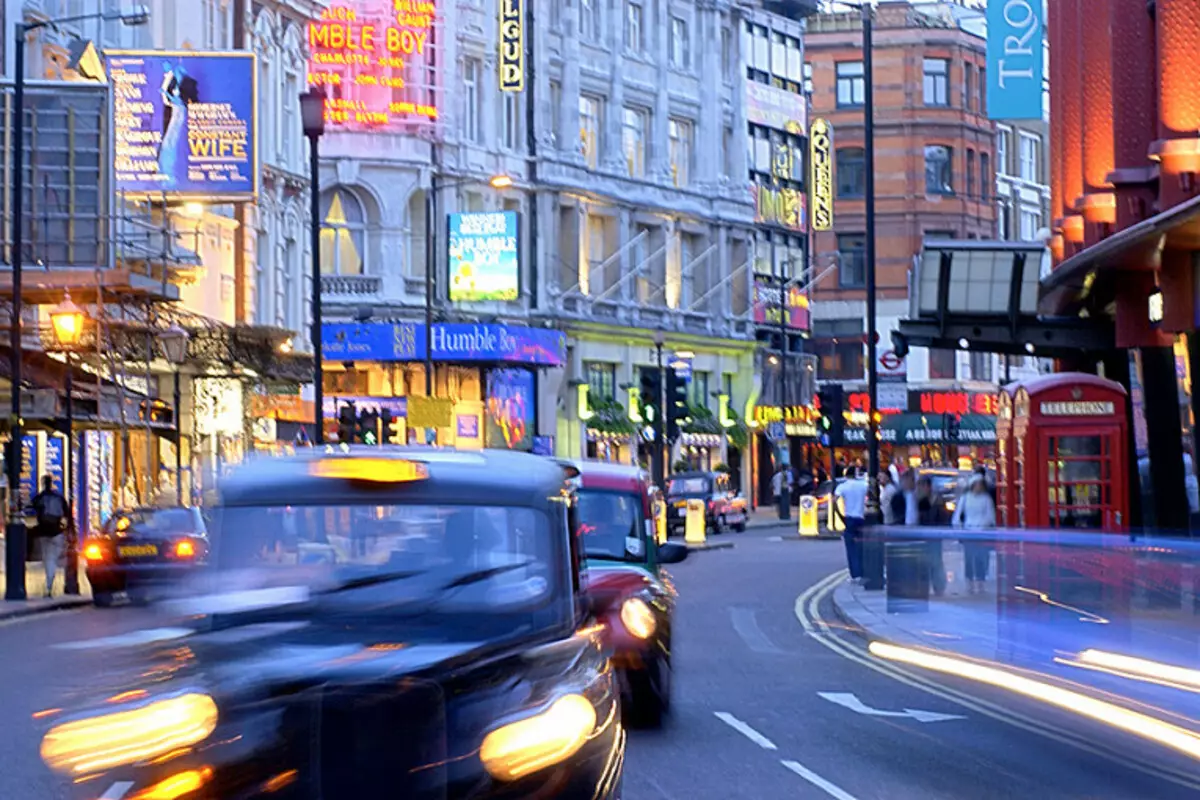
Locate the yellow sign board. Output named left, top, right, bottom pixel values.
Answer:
left=685, top=499, right=707, bottom=545
left=810, top=118, right=834, bottom=232
left=407, top=396, right=454, bottom=428
left=498, top=0, right=525, bottom=92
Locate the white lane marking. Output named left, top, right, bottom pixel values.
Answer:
left=99, top=781, right=135, bottom=799
left=818, top=691, right=966, bottom=723
left=55, top=626, right=193, bottom=650
left=714, top=711, right=778, bottom=750
left=781, top=760, right=860, bottom=800
left=729, top=607, right=785, bottom=655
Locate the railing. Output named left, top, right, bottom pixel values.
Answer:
left=321, top=274, right=383, bottom=297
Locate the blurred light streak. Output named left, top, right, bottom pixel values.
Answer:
left=263, top=769, right=299, bottom=792
left=869, top=641, right=1200, bottom=760
left=107, top=690, right=150, bottom=704
left=1062, top=650, right=1200, bottom=693
left=32, top=708, right=62, bottom=719
left=1013, top=585, right=1110, bottom=624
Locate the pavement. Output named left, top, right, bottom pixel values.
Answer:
left=0, top=562, right=91, bottom=619
left=3, top=525, right=1197, bottom=799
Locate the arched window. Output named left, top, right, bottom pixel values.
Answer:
left=320, top=189, right=365, bottom=275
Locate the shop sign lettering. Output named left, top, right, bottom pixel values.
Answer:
left=498, top=0, right=525, bottom=92
left=810, top=118, right=834, bottom=232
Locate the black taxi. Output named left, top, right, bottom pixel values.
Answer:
left=40, top=448, right=625, bottom=800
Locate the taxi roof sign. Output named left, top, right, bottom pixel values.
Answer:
left=308, top=458, right=429, bottom=483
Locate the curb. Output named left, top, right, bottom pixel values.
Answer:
left=686, top=541, right=736, bottom=552
left=0, top=596, right=90, bottom=621
left=774, top=534, right=843, bottom=541
left=827, top=582, right=875, bottom=642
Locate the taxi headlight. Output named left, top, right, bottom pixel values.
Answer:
left=620, top=596, right=657, bottom=640
left=480, top=694, right=597, bottom=781
left=40, top=693, right=218, bottom=775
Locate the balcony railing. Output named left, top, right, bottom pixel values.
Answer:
left=321, top=274, right=382, bottom=297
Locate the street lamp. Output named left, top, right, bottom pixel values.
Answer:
left=158, top=325, right=189, bottom=505
left=48, top=292, right=84, bottom=596
left=300, top=87, right=325, bottom=445
left=5, top=4, right=150, bottom=601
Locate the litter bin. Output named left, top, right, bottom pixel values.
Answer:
left=886, top=540, right=930, bottom=613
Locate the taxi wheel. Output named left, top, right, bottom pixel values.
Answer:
left=92, top=591, right=115, bottom=608
left=733, top=520, right=747, bottom=533
left=628, top=659, right=671, bottom=728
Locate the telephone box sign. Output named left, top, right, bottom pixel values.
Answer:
left=308, top=2, right=440, bottom=129
left=498, top=0, right=525, bottom=92
left=810, top=118, right=834, bottom=232
left=1040, top=401, right=1115, bottom=417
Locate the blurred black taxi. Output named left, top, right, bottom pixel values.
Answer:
left=41, top=449, right=624, bottom=799
left=665, top=471, right=747, bottom=537
left=83, top=506, right=209, bottom=607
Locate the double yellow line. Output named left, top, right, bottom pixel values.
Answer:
left=794, top=571, right=1200, bottom=792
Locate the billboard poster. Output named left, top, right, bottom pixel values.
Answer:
left=108, top=51, right=257, bottom=199
left=448, top=211, right=521, bottom=303
left=745, top=81, right=807, bottom=132
left=322, top=322, right=565, bottom=366
left=752, top=280, right=810, bottom=331
left=986, top=0, right=1044, bottom=120
left=308, top=2, right=441, bottom=130
left=19, top=435, right=37, bottom=509
left=44, top=436, right=64, bottom=495
left=485, top=368, right=534, bottom=451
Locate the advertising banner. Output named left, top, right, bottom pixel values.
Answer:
left=322, top=322, right=564, bottom=366
left=19, top=435, right=37, bottom=509
left=809, top=119, right=834, bottom=232
left=308, top=2, right=441, bottom=130
left=109, top=51, right=257, bottom=199
left=498, top=0, right=525, bottom=92
left=44, top=436, right=65, bottom=495
left=745, top=81, right=807, bottom=132
left=486, top=369, right=534, bottom=451
left=986, top=0, right=1044, bottom=120
left=448, top=211, right=521, bottom=303
left=752, top=280, right=810, bottom=331
left=751, top=184, right=806, bottom=233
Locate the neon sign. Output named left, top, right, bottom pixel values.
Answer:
left=498, top=0, right=525, bottom=92
left=307, top=1, right=440, bottom=129
left=752, top=184, right=806, bottom=232
left=810, top=119, right=834, bottom=232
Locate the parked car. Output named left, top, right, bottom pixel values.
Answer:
left=665, top=471, right=748, bottom=536
left=562, top=460, right=687, bottom=726
left=42, top=449, right=625, bottom=799
left=82, top=506, right=209, bottom=607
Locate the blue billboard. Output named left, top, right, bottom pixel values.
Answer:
left=108, top=51, right=258, bottom=198
left=448, top=211, right=521, bottom=303
left=322, top=322, right=566, bottom=367
left=986, top=0, right=1044, bottom=120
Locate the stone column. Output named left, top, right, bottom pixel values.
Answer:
left=1108, top=0, right=1159, bottom=233
left=1152, top=0, right=1200, bottom=209
left=1049, top=0, right=1064, bottom=231
left=1058, top=0, right=1085, bottom=253
left=695, top=5, right=722, bottom=190
left=560, top=2, right=582, bottom=162
left=649, top=0, right=673, bottom=182
left=602, top=1, right=628, bottom=173
left=1080, top=0, right=1115, bottom=245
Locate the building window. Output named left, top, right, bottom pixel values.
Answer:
left=965, top=64, right=975, bottom=111
left=929, top=349, right=956, bottom=380
left=464, top=58, right=481, bottom=143
left=836, top=147, right=865, bottom=198
left=813, top=319, right=865, bottom=382
left=625, top=1, right=644, bottom=53
left=721, top=28, right=732, bottom=75
left=670, top=17, right=689, bottom=69
left=622, top=107, right=648, bottom=178
left=836, top=62, right=865, bottom=108
left=924, top=145, right=953, bottom=195
left=925, top=229, right=956, bottom=240
left=580, top=95, right=602, bottom=169
left=923, top=57, right=949, bottom=106
left=502, top=93, right=520, bottom=150
left=1019, top=132, right=1040, bottom=181
left=979, top=66, right=987, bottom=111
left=836, top=233, right=866, bottom=288
left=969, top=351, right=993, bottom=382
left=319, top=190, right=366, bottom=276
left=980, top=152, right=990, bottom=201
left=689, top=372, right=709, bottom=407
left=966, top=149, right=976, bottom=199
left=586, top=362, right=617, bottom=402
left=997, top=201, right=1011, bottom=239
left=996, top=128, right=1010, bottom=176
left=669, top=118, right=693, bottom=187
left=580, top=0, right=601, bottom=41
left=1019, top=207, right=1041, bottom=241
left=548, top=80, right=561, bottom=142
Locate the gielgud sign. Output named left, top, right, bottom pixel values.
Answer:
left=809, top=118, right=833, bottom=232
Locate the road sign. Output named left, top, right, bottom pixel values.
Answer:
left=767, top=421, right=786, bottom=442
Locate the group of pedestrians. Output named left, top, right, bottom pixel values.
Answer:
left=834, top=465, right=996, bottom=594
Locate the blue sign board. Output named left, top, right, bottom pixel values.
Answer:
left=322, top=322, right=566, bottom=367
left=986, top=0, right=1044, bottom=120
left=323, top=396, right=408, bottom=418
left=19, top=435, right=38, bottom=509
left=448, top=211, right=521, bottom=303
left=44, top=437, right=64, bottom=495
left=108, top=51, right=258, bottom=198
left=457, top=414, right=480, bottom=439
left=532, top=436, right=554, bottom=456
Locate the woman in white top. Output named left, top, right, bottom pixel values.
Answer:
left=952, top=476, right=996, bottom=594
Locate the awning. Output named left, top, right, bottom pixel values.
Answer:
left=843, top=413, right=996, bottom=446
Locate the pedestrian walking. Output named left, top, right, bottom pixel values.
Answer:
left=916, top=476, right=947, bottom=596
left=880, top=471, right=901, bottom=526
left=952, top=475, right=996, bottom=594
left=835, top=470, right=869, bottom=582
left=31, top=475, right=70, bottom=598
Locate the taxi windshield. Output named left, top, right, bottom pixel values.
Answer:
left=212, top=503, right=556, bottom=613
left=108, top=508, right=199, bottom=537
left=667, top=477, right=708, bottom=497
left=575, top=490, right=645, bottom=563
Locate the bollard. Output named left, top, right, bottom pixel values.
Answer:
left=656, top=502, right=667, bottom=545
left=684, top=498, right=707, bottom=545
left=798, top=495, right=819, bottom=537
left=826, top=495, right=846, bottom=533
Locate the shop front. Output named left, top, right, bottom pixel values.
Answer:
left=749, top=402, right=820, bottom=507
left=321, top=322, right=565, bottom=452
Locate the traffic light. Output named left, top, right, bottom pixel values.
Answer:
left=665, top=368, right=689, bottom=442
left=380, top=408, right=403, bottom=444
left=357, top=409, right=379, bottom=445
left=639, top=368, right=661, bottom=425
left=945, top=413, right=962, bottom=441
left=336, top=402, right=356, bottom=444
left=817, top=385, right=845, bottom=446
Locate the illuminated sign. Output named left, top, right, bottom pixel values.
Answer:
left=447, top=211, right=521, bottom=303
left=307, top=2, right=440, bottom=129
left=752, top=405, right=817, bottom=427
left=986, top=0, right=1044, bottom=120
left=752, top=280, right=809, bottom=330
left=108, top=51, right=257, bottom=199
left=810, top=118, right=834, bottom=232
left=913, top=391, right=999, bottom=416
left=752, top=184, right=806, bottom=232
left=1040, top=401, right=1115, bottom=417
left=1148, top=288, right=1164, bottom=324
left=498, top=0, right=525, bottom=92
left=745, top=81, right=807, bottom=131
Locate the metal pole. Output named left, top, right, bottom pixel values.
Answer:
left=655, top=341, right=665, bottom=489
left=5, top=29, right=28, bottom=600
left=862, top=4, right=883, bottom=587
left=777, top=269, right=790, bottom=521
left=63, top=361, right=78, bottom=595
left=424, top=174, right=436, bottom=398
left=308, top=133, right=323, bottom=445
left=173, top=369, right=182, bottom=504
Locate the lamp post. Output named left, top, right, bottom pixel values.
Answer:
left=777, top=273, right=791, bottom=522
left=299, top=88, right=325, bottom=445
left=653, top=329, right=666, bottom=490
left=5, top=5, right=150, bottom=601
left=48, top=293, right=84, bottom=596
left=158, top=325, right=189, bottom=505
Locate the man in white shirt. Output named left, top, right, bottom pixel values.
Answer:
left=880, top=472, right=899, bottom=526
left=835, top=471, right=869, bottom=581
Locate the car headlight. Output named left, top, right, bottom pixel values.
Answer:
left=480, top=694, right=597, bottom=782
left=620, top=596, right=657, bottom=640
left=41, top=692, right=218, bottom=775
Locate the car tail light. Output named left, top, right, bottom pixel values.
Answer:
left=174, top=540, right=196, bottom=559
left=82, top=542, right=104, bottom=562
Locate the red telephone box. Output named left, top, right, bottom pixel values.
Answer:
left=993, top=381, right=1023, bottom=528
left=1011, top=373, right=1129, bottom=531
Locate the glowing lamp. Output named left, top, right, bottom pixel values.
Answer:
left=49, top=293, right=85, bottom=348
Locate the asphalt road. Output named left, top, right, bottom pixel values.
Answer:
left=2, top=527, right=1199, bottom=799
